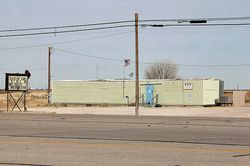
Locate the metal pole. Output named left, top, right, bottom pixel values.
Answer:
left=24, top=92, right=27, bottom=111
left=7, top=92, right=9, bottom=112
left=48, top=46, right=52, bottom=105
left=135, top=13, right=139, bottom=116
left=123, top=70, right=125, bottom=98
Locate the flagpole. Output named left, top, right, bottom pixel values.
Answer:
left=123, top=69, right=125, bottom=98
left=123, top=59, right=131, bottom=100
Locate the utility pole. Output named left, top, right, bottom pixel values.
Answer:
left=135, top=13, right=139, bottom=116
left=48, top=46, right=52, bottom=105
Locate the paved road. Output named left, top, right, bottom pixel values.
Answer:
left=0, top=113, right=250, bottom=165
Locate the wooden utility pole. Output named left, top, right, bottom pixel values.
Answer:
left=48, top=46, right=52, bottom=104
left=135, top=13, right=139, bottom=116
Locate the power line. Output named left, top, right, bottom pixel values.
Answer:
left=54, top=48, right=123, bottom=62
left=1, top=22, right=250, bottom=38
left=0, top=25, right=134, bottom=38
left=0, top=20, right=134, bottom=33
left=0, top=27, right=133, bottom=41
left=0, top=30, right=133, bottom=51
left=141, top=22, right=250, bottom=28
left=1, top=16, right=250, bottom=38
left=54, top=48, right=250, bottom=68
left=1, top=16, right=250, bottom=33
left=140, top=16, right=250, bottom=23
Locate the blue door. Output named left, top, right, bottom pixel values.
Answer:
left=146, top=84, right=154, bottom=105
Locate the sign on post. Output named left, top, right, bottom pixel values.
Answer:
left=5, top=71, right=31, bottom=112
left=5, top=74, right=28, bottom=91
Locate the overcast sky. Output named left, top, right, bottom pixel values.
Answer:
left=0, top=0, right=250, bottom=89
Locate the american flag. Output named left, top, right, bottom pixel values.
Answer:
left=123, top=59, right=131, bottom=67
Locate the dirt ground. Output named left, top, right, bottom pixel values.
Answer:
left=0, top=89, right=48, bottom=110
left=25, top=106, right=250, bottom=118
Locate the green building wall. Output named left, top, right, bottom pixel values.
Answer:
left=52, top=81, right=132, bottom=104
left=52, top=79, right=223, bottom=106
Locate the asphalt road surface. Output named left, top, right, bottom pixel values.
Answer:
left=0, top=113, right=250, bottom=166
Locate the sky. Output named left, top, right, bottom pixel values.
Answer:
left=0, top=0, right=250, bottom=89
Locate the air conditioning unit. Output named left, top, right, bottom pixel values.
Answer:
left=220, top=96, right=230, bottom=103
left=215, top=96, right=232, bottom=105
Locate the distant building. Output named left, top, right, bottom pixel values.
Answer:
left=52, top=79, right=224, bottom=106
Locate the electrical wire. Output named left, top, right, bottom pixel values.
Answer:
left=0, top=20, right=135, bottom=33
left=1, top=16, right=250, bottom=33
left=54, top=48, right=250, bottom=68
left=0, top=30, right=134, bottom=51
left=140, top=16, right=250, bottom=23
left=141, top=23, right=250, bottom=28
left=1, top=22, right=250, bottom=38
left=0, top=17, right=249, bottom=68
left=1, top=16, right=250, bottom=38
left=0, top=25, right=134, bottom=38
left=54, top=48, right=123, bottom=62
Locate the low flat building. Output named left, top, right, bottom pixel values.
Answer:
left=52, top=79, right=224, bottom=106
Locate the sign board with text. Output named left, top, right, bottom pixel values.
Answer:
left=5, top=73, right=29, bottom=91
